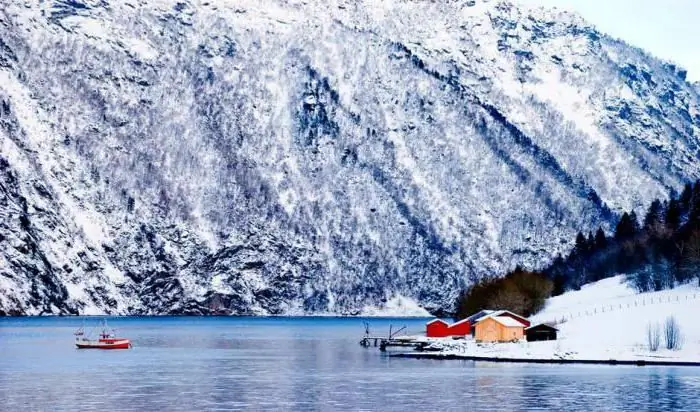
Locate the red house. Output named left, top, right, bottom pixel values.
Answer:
left=446, top=318, right=471, bottom=336
left=425, top=319, right=450, bottom=337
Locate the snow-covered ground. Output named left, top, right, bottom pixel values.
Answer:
left=424, top=276, right=700, bottom=362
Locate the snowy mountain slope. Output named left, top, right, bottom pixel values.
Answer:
left=1, top=0, right=700, bottom=315
left=532, top=276, right=700, bottom=324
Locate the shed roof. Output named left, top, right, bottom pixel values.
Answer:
left=450, top=318, right=472, bottom=327
left=525, top=323, right=559, bottom=331
left=426, top=319, right=449, bottom=325
left=491, top=316, right=526, bottom=327
left=465, top=309, right=495, bottom=323
left=475, top=310, right=528, bottom=324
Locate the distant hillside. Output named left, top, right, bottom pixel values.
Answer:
left=2, top=0, right=700, bottom=315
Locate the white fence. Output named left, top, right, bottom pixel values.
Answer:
left=544, top=292, right=700, bottom=325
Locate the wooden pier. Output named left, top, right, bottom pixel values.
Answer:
left=359, top=336, right=430, bottom=352
left=358, top=322, right=431, bottom=352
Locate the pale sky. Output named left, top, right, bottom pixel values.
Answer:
left=519, top=0, right=700, bottom=81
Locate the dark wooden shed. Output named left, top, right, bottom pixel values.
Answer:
left=525, top=323, right=558, bottom=342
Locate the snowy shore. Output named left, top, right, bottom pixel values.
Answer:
left=408, top=276, right=700, bottom=363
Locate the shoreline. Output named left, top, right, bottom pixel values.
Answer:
left=390, top=352, right=700, bottom=367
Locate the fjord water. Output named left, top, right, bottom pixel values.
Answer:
left=1, top=317, right=700, bottom=411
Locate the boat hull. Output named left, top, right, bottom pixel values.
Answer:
left=75, top=339, right=132, bottom=350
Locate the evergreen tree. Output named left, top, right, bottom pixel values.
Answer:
left=630, top=211, right=640, bottom=232
left=653, top=257, right=675, bottom=290
left=665, top=198, right=681, bottom=231
left=643, top=199, right=664, bottom=231
left=573, top=232, right=588, bottom=256
left=615, top=212, right=638, bottom=240
left=547, top=254, right=567, bottom=295
left=594, top=227, right=607, bottom=249
left=630, top=266, right=652, bottom=293
left=680, top=182, right=693, bottom=210
left=687, top=181, right=700, bottom=231
left=587, top=231, right=595, bottom=249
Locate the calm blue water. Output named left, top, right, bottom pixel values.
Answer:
left=1, top=317, right=700, bottom=411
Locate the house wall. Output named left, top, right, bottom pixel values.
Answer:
left=475, top=318, right=499, bottom=342
left=525, top=328, right=557, bottom=341
left=475, top=318, right=524, bottom=342
left=499, top=325, right=524, bottom=342
left=426, top=321, right=450, bottom=337
left=447, top=321, right=471, bottom=336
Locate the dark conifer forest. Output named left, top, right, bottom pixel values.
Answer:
left=456, top=180, right=700, bottom=318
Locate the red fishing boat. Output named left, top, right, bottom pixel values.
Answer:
left=74, top=319, right=132, bottom=350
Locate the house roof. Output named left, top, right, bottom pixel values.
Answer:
left=426, top=319, right=449, bottom=325
left=450, top=318, right=472, bottom=327
left=465, top=309, right=495, bottom=323
left=525, top=323, right=559, bottom=331
left=491, top=316, right=526, bottom=327
left=474, top=310, right=528, bottom=324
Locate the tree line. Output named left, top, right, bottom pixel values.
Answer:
left=455, top=179, right=700, bottom=319
left=455, top=268, right=553, bottom=319
left=547, top=179, right=700, bottom=294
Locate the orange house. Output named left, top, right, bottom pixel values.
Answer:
left=474, top=315, right=526, bottom=343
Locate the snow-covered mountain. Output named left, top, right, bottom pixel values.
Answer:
left=2, top=0, right=700, bottom=316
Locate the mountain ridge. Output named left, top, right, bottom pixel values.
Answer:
left=1, top=0, right=699, bottom=315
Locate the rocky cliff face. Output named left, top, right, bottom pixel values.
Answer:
left=1, top=0, right=699, bottom=315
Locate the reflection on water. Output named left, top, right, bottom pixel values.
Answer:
left=1, top=317, right=700, bottom=411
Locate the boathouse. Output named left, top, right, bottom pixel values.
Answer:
left=474, top=314, right=527, bottom=343
left=446, top=318, right=471, bottom=336
left=426, top=319, right=450, bottom=337
left=525, top=323, right=558, bottom=342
